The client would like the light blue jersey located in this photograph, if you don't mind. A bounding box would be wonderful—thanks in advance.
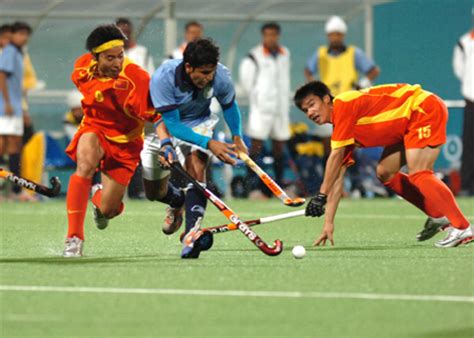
[149,59,242,149]
[150,59,235,128]
[0,44,24,117]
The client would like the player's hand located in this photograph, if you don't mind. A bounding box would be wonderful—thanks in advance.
[313,223,335,246]
[305,192,327,217]
[233,136,248,155]
[158,138,177,168]
[208,139,237,165]
[5,102,13,116]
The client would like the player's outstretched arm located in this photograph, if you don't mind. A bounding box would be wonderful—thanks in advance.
[313,167,346,247]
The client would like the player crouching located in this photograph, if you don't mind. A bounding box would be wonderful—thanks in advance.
[294,81,473,248]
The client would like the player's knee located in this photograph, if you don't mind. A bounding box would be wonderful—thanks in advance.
[75,161,96,179]
[145,184,167,201]
[376,164,395,183]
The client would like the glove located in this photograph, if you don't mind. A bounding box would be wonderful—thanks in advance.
[158,137,177,167]
[305,192,328,217]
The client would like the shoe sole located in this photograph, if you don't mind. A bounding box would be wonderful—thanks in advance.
[435,236,474,248]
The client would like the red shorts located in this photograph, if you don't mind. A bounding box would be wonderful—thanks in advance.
[405,94,448,149]
[65,126,143,186]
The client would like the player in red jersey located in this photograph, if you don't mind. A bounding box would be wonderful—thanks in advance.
[63,25,184,257]
[294,81,473,248]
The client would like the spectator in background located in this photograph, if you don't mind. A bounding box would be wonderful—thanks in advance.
[239,22,291,199]
[0,24,12,51]
[304,16,380,154]
[169,21,203,59]
[63,90,84,141]
[115,17,154,74]
[0,21,32,199]
[453,21,474,196]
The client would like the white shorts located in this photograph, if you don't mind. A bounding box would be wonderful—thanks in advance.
[140,115,219,180]
[0,116,24,136]
[174,115,219,160]
[247,112,290,141]
[140,134,171,181]
[312,123,333,138]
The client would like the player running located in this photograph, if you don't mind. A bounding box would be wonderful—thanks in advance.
[294,81,473,248]
[148,38,248,258]
[63,24,184,257]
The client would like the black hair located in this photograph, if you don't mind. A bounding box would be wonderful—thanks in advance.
[0,24,12,34]
[185,20,203,31]
[294,81,334,110]
[115,17,133,28]
[183,38,219,67]
[261,22,281,34]
[11,21,32,34]
[85,24,126,53]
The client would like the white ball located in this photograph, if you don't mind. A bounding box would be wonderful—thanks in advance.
[292,245,306,259]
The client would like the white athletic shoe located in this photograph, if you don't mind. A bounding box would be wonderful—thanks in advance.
[416,216,450,241]
[435,225,474,248]
[63,236,84,257]
[91,184,109,230]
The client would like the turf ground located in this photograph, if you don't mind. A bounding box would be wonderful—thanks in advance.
[0,197,473,337]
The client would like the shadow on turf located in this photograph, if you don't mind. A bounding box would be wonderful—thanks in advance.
[0,254,177,265]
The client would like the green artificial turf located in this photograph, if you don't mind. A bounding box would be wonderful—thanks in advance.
[1,198,473,337]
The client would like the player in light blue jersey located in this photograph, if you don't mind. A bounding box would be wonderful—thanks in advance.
[145,38,247,258]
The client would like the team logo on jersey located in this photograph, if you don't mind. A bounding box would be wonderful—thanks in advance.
[203,86,214,99]
[114,79,129,90]
[95,90,104,102]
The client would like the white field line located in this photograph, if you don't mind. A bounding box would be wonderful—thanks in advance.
[0,285,472,303]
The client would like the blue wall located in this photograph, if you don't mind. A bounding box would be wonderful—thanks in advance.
[374,0,472,100]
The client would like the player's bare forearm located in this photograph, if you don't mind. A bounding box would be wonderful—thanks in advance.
[155,120,171,140]
[319,147,345,195]
[0,72,10,103]
[324,166,346,225]
[303,68,315,83]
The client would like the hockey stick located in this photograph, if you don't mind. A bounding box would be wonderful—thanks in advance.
[179,209,304,241]
[238,151,306,207]
[169,161,283,256]
[0,168,61,198]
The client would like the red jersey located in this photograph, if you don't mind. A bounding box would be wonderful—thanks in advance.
[331,84,442,150]
[71,53,160,144]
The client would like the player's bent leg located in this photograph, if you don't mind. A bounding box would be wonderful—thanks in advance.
[141,136,185,234]
[91,173,127,230]
[406,147,471,247]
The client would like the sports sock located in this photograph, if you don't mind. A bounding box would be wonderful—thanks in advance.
[184,183,207,233]
[91,186,124,217]
[8,153,21,194]
[383,172,443,218]
[408,170,469,229]
[157,182,185,208]
[66,174,92,240]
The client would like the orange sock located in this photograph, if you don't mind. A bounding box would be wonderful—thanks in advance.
[91,187,124,217]
[66,174,92,240]
[408,170,470,229]
[384,172,443,218]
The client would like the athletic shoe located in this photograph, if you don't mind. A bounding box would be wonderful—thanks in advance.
[162,206,184,235]
[435,225,474,248]
[181,218,204,259]
[91,184,108,230]
[63,236,84,257]
[416,216,450,241]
